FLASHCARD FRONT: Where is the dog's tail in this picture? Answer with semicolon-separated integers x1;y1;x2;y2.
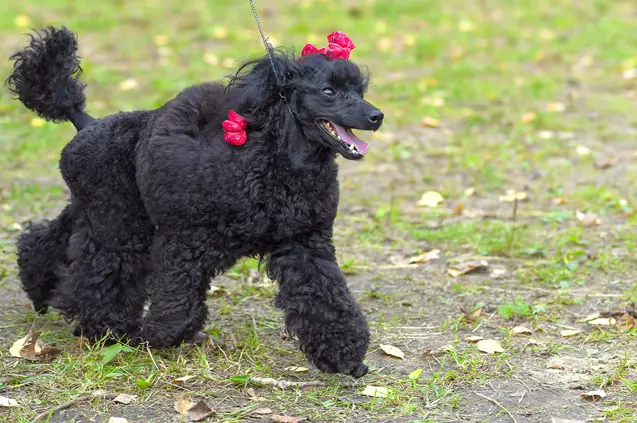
6;26;93;131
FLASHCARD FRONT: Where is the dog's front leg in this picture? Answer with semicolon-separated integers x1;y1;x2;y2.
268;231;370;378
142;233;210;347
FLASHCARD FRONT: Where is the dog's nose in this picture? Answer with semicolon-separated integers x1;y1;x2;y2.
367;110;384;125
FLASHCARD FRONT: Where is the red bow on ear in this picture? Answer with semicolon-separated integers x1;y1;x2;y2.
301;31;356;60
222;110;248;146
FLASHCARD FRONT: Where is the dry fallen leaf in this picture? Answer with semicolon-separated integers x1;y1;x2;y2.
424;344;454;356
476;339;504;355
188;401;216;422
527;338;541;346
464;335;484;343
208;286;228;297
464;187;476;197
118;78;139;91
417;191;444;207
575;145;591;156
576;210;601;226
173;375;196;385
546;102;565;112
594;158;615;169
113;394;138;405
617;313;636;332
580;389;606;401
553;197;568;205
284;366;310;373
408;249;441;264
547;357;566;370
174;398;195;415
510;326;532;336
560;329;582;338
587;317;616;326
490;268;508;278
447;260;489;277
461;307;483;323
520;112;536;124
499;190;528;203
108;418;129;423
253;408;273;415
0;396;18;407
10;327;61;361
422;116;440;128
361;386;389;398
271;415;306;423
380;344;405;359
577;312;600;323
452;202;464;216
551;418;585;423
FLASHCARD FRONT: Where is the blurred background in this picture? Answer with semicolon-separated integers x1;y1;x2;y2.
1;1;637;422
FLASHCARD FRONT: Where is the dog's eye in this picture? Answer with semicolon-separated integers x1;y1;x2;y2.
322;87;336;96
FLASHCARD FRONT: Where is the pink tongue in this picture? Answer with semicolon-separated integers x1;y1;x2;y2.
332;123;369;154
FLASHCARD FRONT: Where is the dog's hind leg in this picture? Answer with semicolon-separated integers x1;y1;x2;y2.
53;198;154;342
17;204;74;313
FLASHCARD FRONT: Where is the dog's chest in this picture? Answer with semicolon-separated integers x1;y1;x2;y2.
249;169;339;241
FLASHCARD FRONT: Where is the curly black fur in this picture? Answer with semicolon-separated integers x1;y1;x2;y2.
8;27;384;378
5;26;92;129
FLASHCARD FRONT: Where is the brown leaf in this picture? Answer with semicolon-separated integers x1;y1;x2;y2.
253;407;273;415
499;190;528;203
587;317;616;326
576;210;601;226
408;249;440;264
424;344;454;356
208;286;228;297
271;415;307;423
476;339;504;355
594;158;615;169
464;335;484;343
452;202;464;216
361;386;389;398
422;116;440;128
520;112;536;124
187;401;216;422
112;394;138;405
447;261;489;277
580;390;606;401
0;396;18;407
379;344;405;359
510;326;532;336
547;357;566;369
10;327;61;361
577;312;600;323
174;398;195;415
108;418;129;423
461;307;483;323
560;329;581;338
617;313;636;332
551;418;585;423
173;375;196;385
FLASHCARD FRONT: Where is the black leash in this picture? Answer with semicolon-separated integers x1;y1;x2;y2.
247;0;295;118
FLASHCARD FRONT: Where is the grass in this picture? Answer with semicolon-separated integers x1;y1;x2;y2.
1;0;637;422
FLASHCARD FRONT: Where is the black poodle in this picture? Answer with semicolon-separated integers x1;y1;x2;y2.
7;26;383;378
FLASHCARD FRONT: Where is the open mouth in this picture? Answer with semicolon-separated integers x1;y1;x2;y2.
318;120;370;157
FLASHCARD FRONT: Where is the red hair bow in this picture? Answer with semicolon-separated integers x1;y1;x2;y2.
222;110;248;146
301;31;356;60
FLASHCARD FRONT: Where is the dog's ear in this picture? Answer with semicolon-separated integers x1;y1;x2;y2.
228;52;299;126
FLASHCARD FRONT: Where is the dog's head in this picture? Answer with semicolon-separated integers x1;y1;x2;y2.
228;44;383;160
